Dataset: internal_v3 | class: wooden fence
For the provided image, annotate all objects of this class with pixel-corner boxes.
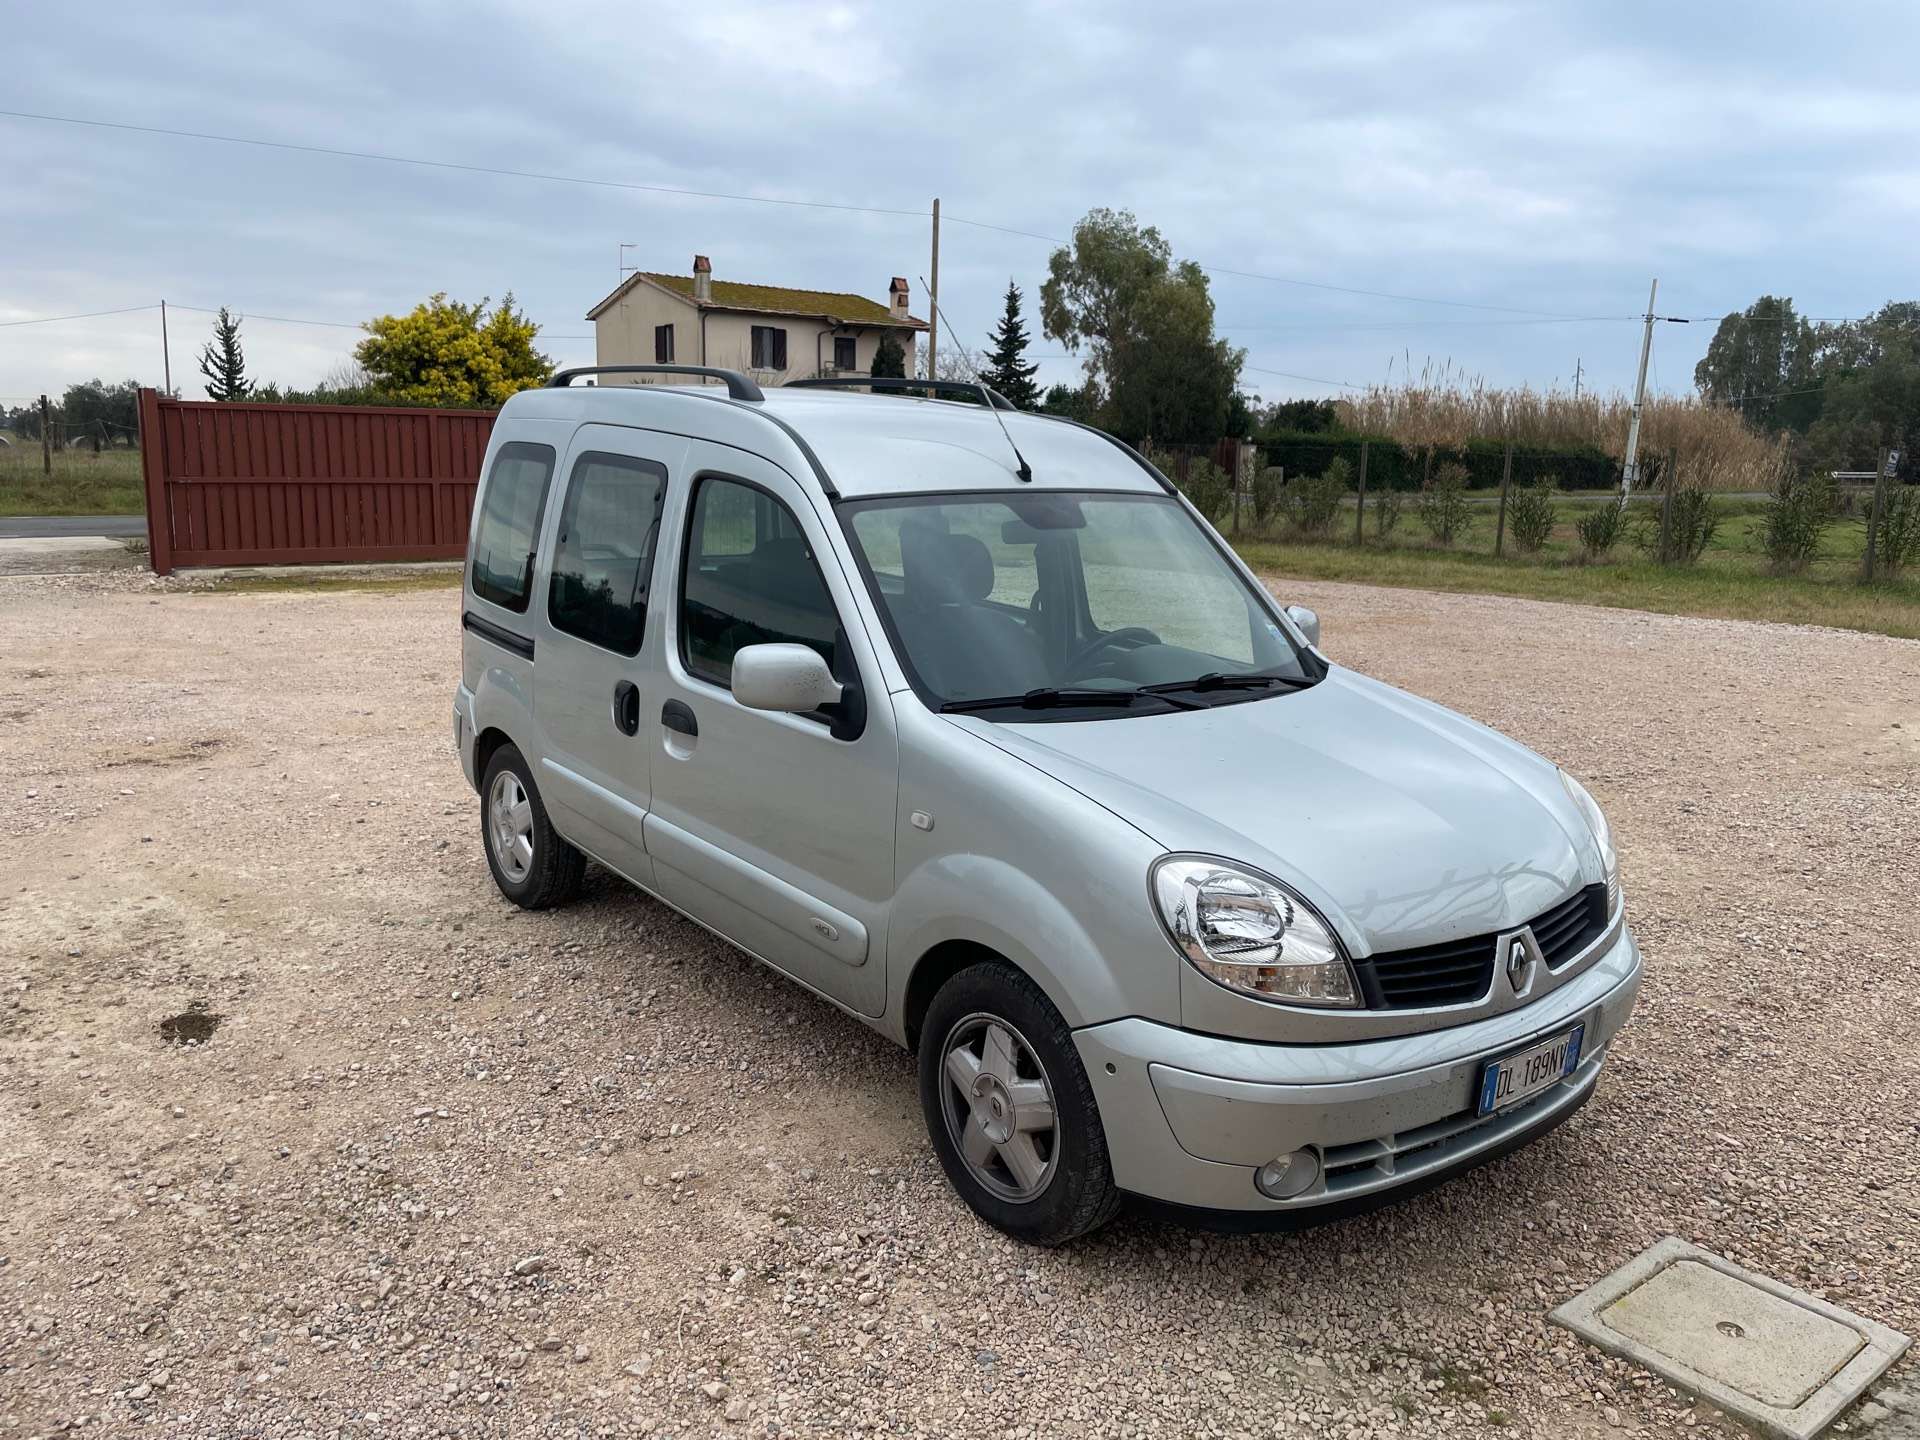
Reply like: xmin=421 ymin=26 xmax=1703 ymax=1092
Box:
xmin=137 ymin=390 xmax=496 ymax=574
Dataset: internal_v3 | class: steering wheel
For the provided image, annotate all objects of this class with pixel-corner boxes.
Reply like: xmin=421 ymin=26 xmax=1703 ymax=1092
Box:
xmin=1063 ymin=626 xmax=1162 ymax=677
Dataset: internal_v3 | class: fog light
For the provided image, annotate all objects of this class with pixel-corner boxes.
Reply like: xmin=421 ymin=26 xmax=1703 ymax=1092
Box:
xmin=1254 ymin=1147 xmax=1321 ymax=1200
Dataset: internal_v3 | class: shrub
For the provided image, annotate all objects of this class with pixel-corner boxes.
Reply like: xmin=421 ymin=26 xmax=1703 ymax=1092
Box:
xmin=1506 ymin=480 xmax=1557 ymax=553
xmin=1638 ymin=487 xmax=1720 ymax=564
xmin=1250 ymin=466 xmax=1286 ymax=530
xmin=1868 ymin=487 xmax=1920 ymax=577
xmin=1761 ymin=471 xmax=1834 ymax=573
xmin=1417 ymin=462 xmax=1472 ymax=545
xmin=1575 ymin=501 xmax=1625 ymax=562
xmin=1284 ymin=458 xmax=1347 ymax=538
xmin=1372 ymin=487 xmax=1404 ymax=543
xmin=1149 ymin=449 xmax=1231 ymax=522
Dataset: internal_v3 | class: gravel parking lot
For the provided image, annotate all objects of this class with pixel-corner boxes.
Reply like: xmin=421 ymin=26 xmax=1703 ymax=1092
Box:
xmin=2 ymin=572 xmax=1915 ymax=1439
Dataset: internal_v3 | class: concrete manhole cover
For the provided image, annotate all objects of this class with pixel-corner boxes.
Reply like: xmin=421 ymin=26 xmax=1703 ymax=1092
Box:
xmin=1550 ymin=1236 xmax=1909 ymax=1440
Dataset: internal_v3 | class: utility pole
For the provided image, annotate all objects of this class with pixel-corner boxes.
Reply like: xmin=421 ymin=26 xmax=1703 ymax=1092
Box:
xmin=927 ymin=198 xmax=941 ymax=382
xmin=160 ymin=299 xmax=173 ymax=397
xmin=1573 ymin=358 xmax=1583 ymax=402
xmin=1620 ymin=280 xmax=1657 ymax=501
xmin=39 ymin=394 xmax=52 ymax=476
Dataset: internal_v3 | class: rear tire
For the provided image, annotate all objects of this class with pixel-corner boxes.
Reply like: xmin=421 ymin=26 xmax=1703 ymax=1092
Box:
xmin=480 ymin=744 xmax=584 ymax=910
xmin=918 ymin=961 xmax=1121 ymax=1245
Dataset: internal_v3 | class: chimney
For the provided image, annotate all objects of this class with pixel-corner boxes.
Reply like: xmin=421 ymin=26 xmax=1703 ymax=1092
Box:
xmin=692 ymin=254 xmax=712 ymax=303
xmin=888 ymin=276 xmax=909 ymax=322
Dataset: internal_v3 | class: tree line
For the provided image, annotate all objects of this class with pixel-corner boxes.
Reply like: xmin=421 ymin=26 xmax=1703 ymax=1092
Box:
xmin=1694 ymin=297 xmax=1918 ymax=474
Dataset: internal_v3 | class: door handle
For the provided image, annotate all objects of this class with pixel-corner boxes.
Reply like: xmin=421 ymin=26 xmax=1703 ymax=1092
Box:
xmin=661 ymin=699 xmax=698 ymax=738
xmin=612 ymin=681 xmax=640 ymax=736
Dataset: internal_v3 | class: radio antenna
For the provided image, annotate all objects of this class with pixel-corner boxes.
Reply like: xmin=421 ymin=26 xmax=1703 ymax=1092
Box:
xmin=918 ymin=275 xmax=1031 ymax=483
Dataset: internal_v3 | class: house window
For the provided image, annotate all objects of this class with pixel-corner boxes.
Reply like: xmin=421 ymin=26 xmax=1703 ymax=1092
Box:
xmin=654 ymin=323 xmax=674 ymax=364
xmin=833 ymin=336 xmax=856 ymax=371
xmin=750 ymin=325 xmax=788 ymax=371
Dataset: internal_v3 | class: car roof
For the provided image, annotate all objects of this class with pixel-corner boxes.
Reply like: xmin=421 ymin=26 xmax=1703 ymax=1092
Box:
xmin=495 ymin=383 xmax=1168 ymax=501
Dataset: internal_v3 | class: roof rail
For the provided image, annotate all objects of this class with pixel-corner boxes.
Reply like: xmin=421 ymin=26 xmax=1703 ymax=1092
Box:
xmin=785 ymin=376 xmax=1015 ymax=411
xmin=548 ymin=365 xmax=764 ymax=402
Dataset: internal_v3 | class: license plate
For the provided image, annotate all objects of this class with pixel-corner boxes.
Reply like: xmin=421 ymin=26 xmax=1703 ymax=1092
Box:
xmin=1477 ymin=1022 xmax=1585 ymax=1117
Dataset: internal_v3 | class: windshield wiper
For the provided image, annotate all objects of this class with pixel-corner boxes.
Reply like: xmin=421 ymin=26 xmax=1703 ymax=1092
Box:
xmin=940 ymin=686 xmax=1190 ymax=714
xmin=1138 ymin=669 xmax=1317 ymax=697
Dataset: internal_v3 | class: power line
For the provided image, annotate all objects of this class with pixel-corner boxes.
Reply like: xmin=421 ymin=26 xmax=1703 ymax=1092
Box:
xmin=0 ymin=109 xmax=930 ymax=222
xmin=1 ymin=303 xmax=160 ymax=328
xmin=0 ymin=300 xmax=592 ymax=341
xmin=7 ymin=106 xmax=1635 ymax=322
xmin=1243 ymin=365 xmax=1368 ymax=392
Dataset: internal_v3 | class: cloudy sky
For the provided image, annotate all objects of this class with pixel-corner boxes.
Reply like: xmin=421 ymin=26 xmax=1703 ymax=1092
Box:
xmin=4 ymin=0 xmax=1915 ymax=408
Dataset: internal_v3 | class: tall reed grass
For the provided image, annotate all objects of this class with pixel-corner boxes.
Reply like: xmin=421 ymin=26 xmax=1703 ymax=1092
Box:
xmin=1335 ymin=361 xmax=1786 ymax=492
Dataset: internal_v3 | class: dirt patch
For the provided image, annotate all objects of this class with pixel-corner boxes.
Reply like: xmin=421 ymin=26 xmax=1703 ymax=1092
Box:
xmin=158 ymin=1002 xmax=222 ymax=1046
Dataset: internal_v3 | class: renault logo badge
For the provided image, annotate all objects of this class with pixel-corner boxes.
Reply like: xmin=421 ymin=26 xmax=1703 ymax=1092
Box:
xmin=1506 ymin=936 xmax=1532 ymax=989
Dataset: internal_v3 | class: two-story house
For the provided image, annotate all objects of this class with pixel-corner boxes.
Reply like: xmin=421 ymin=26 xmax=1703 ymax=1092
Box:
xmin=587 ymin=255 xmax=926 ymax=385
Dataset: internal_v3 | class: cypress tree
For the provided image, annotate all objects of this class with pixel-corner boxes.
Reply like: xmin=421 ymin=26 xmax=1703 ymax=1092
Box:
xmin=198 ymin=307 xmax=254 ymax=402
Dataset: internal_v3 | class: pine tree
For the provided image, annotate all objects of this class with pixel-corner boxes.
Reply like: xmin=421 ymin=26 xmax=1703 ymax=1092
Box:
xmin=198 ymin=307 xmax=254 ymax=402
xmin=981 ymin=281 xmax=1041 ymax=410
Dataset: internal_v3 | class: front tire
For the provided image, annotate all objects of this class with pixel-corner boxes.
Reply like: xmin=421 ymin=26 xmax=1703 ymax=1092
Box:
xmin=480 ymin=744 xmax=585 ymax=910
xmin=918 ymin=961 xmax=1121 ymax=1245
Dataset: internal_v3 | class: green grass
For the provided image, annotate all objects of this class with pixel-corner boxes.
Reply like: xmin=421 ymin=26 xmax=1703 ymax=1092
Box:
xmin=189 ymin=570 xmax=461 ymax=596
xmin=0 ymin=442 xmax=146 ymax=515
xmin=1231 ymin=494 xmax=1920 ymax=640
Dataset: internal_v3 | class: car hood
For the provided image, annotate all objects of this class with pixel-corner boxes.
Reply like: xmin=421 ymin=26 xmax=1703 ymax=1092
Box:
xmin=951 ymin=668 xmax=1599 ymax=955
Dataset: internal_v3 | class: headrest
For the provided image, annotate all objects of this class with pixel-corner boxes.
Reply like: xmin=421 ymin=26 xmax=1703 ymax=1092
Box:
xmin=752 ymin=536 xmax=819 ymax=605
xmin=901 ymin=523 xmax=993 ymax=604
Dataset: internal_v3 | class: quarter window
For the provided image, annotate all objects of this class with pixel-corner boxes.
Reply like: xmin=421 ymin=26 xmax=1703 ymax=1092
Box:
xmin=470 ymin=441 xmax=554 ymax=613
xmin=654 ymin=323 xmax=674 ymax=363
xmin=750 ymin=325 xmax=788 ymax=371
xmin=680 ymin=476 xmax=838 ymax=688
xmin=547 ymin=452 xmax=668 ymax=656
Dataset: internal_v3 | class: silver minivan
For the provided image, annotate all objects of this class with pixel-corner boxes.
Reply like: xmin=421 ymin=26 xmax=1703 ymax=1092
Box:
xmin=455 ymin=366 xmax=1640 ymax=1244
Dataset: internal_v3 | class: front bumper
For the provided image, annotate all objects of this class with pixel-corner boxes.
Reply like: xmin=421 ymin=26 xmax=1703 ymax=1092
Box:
xmin=1074 ymin=924 xmax=1641 ymax=1214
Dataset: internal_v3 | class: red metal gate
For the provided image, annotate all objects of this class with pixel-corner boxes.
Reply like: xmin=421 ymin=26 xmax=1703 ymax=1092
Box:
xmin=137 ymin=389 xmax=496 ymax=574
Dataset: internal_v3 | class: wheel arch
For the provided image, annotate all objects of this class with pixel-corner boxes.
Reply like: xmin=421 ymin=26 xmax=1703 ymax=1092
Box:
xmin=474 ymin=725 xmax=517 ymax=784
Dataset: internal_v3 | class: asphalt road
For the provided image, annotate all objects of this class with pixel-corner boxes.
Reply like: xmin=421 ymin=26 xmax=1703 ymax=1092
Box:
xmin=0 ymin=514 xmax=146 ymax=538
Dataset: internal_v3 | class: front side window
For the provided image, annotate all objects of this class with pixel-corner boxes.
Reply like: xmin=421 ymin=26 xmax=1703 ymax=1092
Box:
xmin=845 ymin=491 xmax=1317 ymax=718
xmin=470 ymin=441 xmax=554 ymax=613
xmin=547 ymin=452 xmax=668 ymax=656
xmin=751 ymin=325 xmax=788 ymax=371
xmin=654 ymin=323 xmax=675 ymax=363
xmin=680 ymin=476 xmax=838 ymax=688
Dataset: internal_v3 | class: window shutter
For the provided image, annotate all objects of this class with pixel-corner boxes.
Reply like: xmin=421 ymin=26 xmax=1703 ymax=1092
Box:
xmin=772 ymin=329 xmax=787 ymax=371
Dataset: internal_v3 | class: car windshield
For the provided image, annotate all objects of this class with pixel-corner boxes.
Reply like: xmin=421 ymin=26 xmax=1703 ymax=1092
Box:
xmin=844 ymin=491 xmax=1320 ymax=718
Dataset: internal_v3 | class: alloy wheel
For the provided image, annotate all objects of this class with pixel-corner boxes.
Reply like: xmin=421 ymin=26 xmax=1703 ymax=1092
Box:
xmin=938 ymin=1012 xmax=1060 ymax=1202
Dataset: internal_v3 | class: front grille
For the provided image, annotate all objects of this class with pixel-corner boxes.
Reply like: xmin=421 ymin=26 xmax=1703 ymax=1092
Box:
xmin=1532 ymin=883 xmax=1610 ymax=969
xmin=1361 ymin=933 xmax=1495 ymax=1008
xmin=1356 ymin=883 xmax=1613 ymax=1009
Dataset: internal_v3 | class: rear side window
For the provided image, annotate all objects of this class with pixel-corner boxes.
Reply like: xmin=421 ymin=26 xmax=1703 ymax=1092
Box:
xmin=548 ymin=452 xmax=668 ymax=656
xmin=680 ymin=476 xmax=838 ymax=687
xmin=470 ymin=441 xmax=555 ymax=612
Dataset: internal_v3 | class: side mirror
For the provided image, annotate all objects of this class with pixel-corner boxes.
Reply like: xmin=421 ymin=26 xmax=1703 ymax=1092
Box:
xmin=1284 ymin=604 xmax=1321 ymax=649
xmin=733 ymin=643 xmax=843 ymax=715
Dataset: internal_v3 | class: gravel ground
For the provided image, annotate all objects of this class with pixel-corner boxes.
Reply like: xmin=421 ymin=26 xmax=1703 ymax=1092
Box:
xmin=1 ymin=571 xmax=1914 ymax=1440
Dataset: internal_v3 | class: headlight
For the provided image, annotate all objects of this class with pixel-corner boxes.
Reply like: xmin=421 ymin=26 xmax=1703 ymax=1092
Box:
xmin=1559 ymin=770 xmax=1621 ymax=913
xmin=1151 ymin=857 xmax=1359 ymax=1008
